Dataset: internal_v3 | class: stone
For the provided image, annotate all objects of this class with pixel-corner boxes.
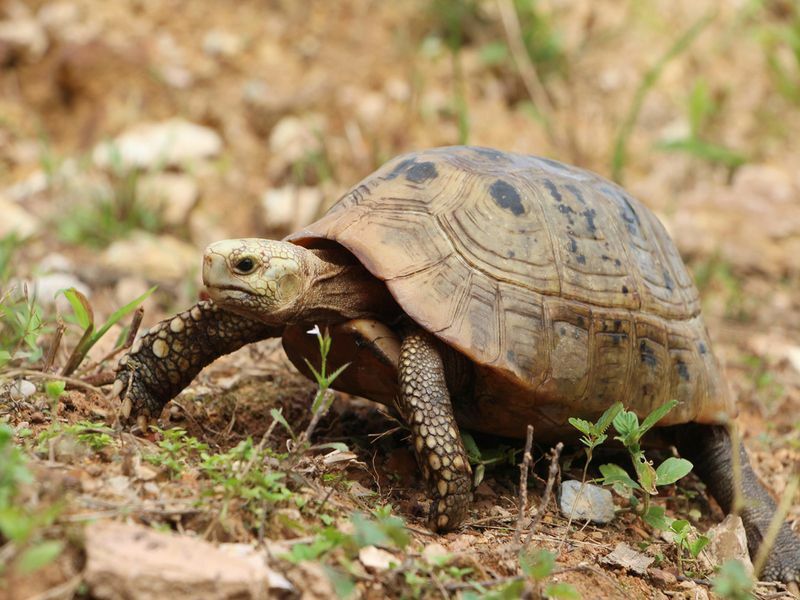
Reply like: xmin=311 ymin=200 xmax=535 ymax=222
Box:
xmin=84 ymin=521 xmax=273 ymax=599
xmin=9 ymin=379 xmax=36 ymax=400
xmin=702 ymin=514 xmax=753 ymax=575
xmin=600 ymin=542 xmax=655 ymax=575
xmin=202 ymin=29 xmax=243 ymax=58
xmin=32 ymin=272 xmax=90 ymax=309
xmin=422 ymin=542 xmax=450 ymax=565
xmin=137 ymin=173 xmax=199 ymax=226
xmin=358 ymin=546 xmax=397 ymax=572
xmin=261 ymin=185 xmax=323 ymax=231
xmin=0 ymin=17 xmax=47 ymax=63
xmin=268 ymin=114 xmax=325 ymax=174
xmin=93 ymin=119 xmax=222 ymax=170
xmin=101 ymin=232 xmax=198 ymax=281
xmin=0 ymin=197 xmax=39 ymax=238
xmin=558 ymin=480 xmax=616 ymax=524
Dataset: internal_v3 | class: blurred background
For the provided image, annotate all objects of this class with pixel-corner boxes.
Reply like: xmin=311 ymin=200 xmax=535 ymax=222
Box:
xmin=1 ymin=1 xmax=799 ymax=595
xmin=3 ymin=1 xmax=800 ymax=449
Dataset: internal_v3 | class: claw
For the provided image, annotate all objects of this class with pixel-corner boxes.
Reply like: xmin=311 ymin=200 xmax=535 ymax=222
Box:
xmin=134 ymin=414 xmax=149 ymax=434
xmin=119 ymin=394 xmax=132 ymax=420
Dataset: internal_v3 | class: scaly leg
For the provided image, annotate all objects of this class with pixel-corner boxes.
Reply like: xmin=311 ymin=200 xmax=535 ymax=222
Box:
xmin=397 ymin=330 xmax=473 ymax=531
xmin=114 ymin=301 xmax=280 ymax=425
xmin=676 ymin=423 xmax=800 ymax=583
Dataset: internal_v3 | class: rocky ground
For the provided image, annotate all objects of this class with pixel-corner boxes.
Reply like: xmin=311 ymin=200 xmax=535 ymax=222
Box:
xmin=1 ymin=0 xmax=799 ymax=598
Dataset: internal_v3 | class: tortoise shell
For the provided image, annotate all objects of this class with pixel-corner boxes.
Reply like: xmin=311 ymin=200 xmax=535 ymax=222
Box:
xmin=287 ymin=146 xmax=732 ymax=437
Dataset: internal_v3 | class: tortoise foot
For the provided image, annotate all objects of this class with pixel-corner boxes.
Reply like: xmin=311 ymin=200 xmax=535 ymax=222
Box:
xmin=758 ymin=524 xmax=800 ymax=583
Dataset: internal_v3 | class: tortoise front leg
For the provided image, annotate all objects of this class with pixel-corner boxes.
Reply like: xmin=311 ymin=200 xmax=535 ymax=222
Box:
xmin=676 ymin=424 xmax=800 ymax=583
xmin=397 ymin=331 xmax=473 ymax=531
xmin=114 ymin=301 xmax=281 ymax=425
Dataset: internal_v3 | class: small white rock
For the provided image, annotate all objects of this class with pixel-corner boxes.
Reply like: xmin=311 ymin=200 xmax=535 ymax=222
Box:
xmin=203 ymin=29 xmax=243 ymax=58
xmin=10 ymin=379 xmax=36 ymax=400
xmin=261 ymin=185 xmax=323 ymax=230
xmin=137 ymin=172 xmax=199 ymax=226
xmin=92 ymin=119 xmax=222 ymax=170
xmin=0 ymin=18 xmax=48 ymax=62
xmin=37 ymin=2 xmax=80 ymax=35
xmin=422 ymin=542 xmax=450 ymax=565
xmin=268 ymin=115 xmax=324 ymax=165
xmin=358 ymin=545 xmax=397 ymax=572
xmin=0 ymin=197 xmax=39 ymax=238
xmin=101 ymin=232 xmax=198 ymax=281
xmin=559 ymin=480 xmax=616 ymax=524
xmin=787 ymin=346 xmax=800 ymax=375
xmin=32 ymin=272 xmax=91 ymax=310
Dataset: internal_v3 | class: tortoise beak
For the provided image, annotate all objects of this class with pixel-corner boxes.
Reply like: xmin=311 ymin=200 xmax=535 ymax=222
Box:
xmin=202 ymin=248 xmax=231 ymax=289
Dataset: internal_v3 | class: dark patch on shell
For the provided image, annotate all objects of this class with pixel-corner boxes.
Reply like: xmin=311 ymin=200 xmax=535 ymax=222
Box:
xmin=489 ymin=179 xmax=524 ymax=216
xmin=662 ymin=269 xmax=674 ymax=292
xmin=506 ymin=250 xmax=516 ymax=258
xmin=542 ymin=179 xmax=563 ymax=203
xmin=473 ymin=147 xmax=505 ymax=160
xmin=385 ymin=158 xmax=416 ymax=180
xmin=622 ymin=285 xmax=629 ymax=295
xmin=581 ymin=208 xmax=598 ymax=236
xmin=577 ymin=255 xmax=586 ymax=265
xmin=639 ymin=340 xmax=657 ymax=368
xmin=677 ymin=360 xmax=690 ymax=381
xmin=565 ymin=184 xmax=587 ymax=205
xmin=406 ymin=161 xmax=438 ymax=183
xmin=568 ymin=238 xmax=578 ymax=253
xmin=698 ymin=342 xmax=708 ymax=355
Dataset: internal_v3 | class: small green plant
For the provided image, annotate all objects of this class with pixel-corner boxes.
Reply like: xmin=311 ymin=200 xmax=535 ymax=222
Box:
xmin=692 ymin=254 xmax=748 ymax=321
xmin=599 ymin=400 xmax=694 ymax=528
xmin=461 ymin=431 xmax=519 ymax=486
xmin=36 ymin=421 xmax=116 ymax=454
xmin=284 ymin=506 xmax=410 ymax=597
xmin=199 ymin=437 xmax=292 ymax=527
xmin=58 ymin=286 xmax=154 ymax=376
xmin=759 ymin=3 xmax=800 ymax=105
xmin=570 ymin=400 xmax=695 ymax=533
xmin=425 ymin=0 xmax=479 ymax=144
xmin=711 ymin=559 xmax=754 ymax=600
xmin=56 ymin=151 xmax=162 ymax=248
xmin=144 ymin=427 xmax=208 ymax=478
xmin=569 ymin=401 xmax=623 ymax=482
xmin=656 ymin=79 xmax=746 ymax=171
xmin=0 ymin=286 xmax=47 ymax=367
xmin=0 ymin=422 xmax=64 ymax=577
xmin=670 ymin=519 xmax=709 ymax=574
xmin=519 ymin=548 xmax=579 ymax=599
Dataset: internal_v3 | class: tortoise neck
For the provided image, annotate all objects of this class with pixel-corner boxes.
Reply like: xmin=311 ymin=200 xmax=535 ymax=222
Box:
xmin=297 ymin=246 xmax=399 ymax=325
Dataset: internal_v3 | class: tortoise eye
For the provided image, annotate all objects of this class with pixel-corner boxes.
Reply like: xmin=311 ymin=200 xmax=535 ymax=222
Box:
xmin=234 ymin=257 xmax=256 ymax=274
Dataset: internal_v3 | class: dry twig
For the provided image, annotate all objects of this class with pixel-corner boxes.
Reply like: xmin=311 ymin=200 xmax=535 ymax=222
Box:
xmin=513 ymin=424 xmax=534 ymax=546
xmin=524 ymin=442 xmax=563 ymax=546
xmin=43 ymin=319 xmax=65 ymax=372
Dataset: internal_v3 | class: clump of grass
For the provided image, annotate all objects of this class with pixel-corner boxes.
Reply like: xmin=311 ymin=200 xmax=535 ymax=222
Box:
xmin=0 ymin=423 xmax=64 ymax=578
xmin=656 ymin=79 xmax=746 ymax=173
xmin=611 ymin=13 xmax=713 ymax=183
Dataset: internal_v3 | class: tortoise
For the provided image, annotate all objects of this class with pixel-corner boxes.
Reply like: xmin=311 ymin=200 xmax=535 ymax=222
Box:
xmin=115 ymin=146 xmax=799 ymax=582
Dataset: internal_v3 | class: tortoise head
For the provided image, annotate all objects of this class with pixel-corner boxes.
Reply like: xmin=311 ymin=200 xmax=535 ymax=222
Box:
xmin=203 ymin=238 xmax=309 ymax=323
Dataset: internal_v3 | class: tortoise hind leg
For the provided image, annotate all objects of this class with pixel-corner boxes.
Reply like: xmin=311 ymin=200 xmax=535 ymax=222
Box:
xmin=674 ymin=423 xmax=800 ymax=583
xmin=397 ymin=330 xmax=473 ymax=531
